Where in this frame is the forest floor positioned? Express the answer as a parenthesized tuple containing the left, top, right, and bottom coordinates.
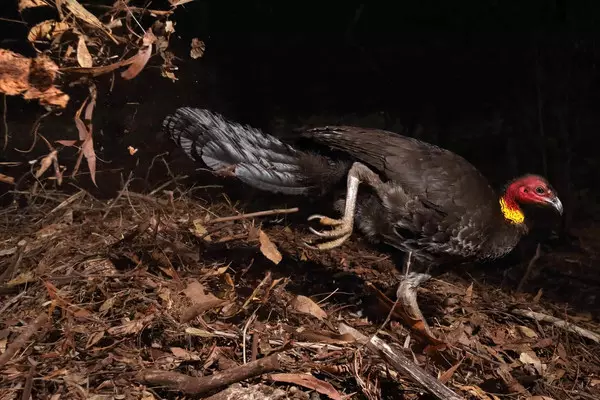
(0, 180, 599, 400)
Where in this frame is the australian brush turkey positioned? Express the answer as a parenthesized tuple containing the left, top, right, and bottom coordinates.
(164, 107, 563, 339)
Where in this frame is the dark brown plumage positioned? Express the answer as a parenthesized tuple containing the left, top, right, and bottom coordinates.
(164, 108, 563, 267)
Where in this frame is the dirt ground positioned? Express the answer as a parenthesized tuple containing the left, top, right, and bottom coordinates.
(0, 176, 599, 400)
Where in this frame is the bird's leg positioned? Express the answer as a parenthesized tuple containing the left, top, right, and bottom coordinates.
(306, 162, 384, 250)
(403, 251, 412, 278)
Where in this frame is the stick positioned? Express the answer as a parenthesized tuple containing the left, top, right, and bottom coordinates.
(512, 308, 600, 343)
(0, 312, 49, 368)
(517, 243, 541, 292)
(339, 323, 464, 400)
(136, 353, 283, 395)
(205, 208, 299, 225)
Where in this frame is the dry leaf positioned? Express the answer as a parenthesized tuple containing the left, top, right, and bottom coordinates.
(165, 20, 175, 34)
(7, 271, 35, 286)
(85, 331, 105, 348)
(192, 219, 212, 241)
(0, 173, 15, 185)
(19, 0, 49, 11)
(270, 373, 342, 400)
(259, 229, 282, 264)
(520, 351, 546, 375)
(517, 325, 538, 339)
(99, 296, 117, 312)
(190, 38, 205, 59)
(76, 36, 93, 67)
(72, 85, 97, 185)
(439, 357, 464, 383)
(35, 150, 58, 178)
(170, 0, 195, 6)
(528, 397, 556, 400)
(184, 327, 216, 338)
(464, 282, 473, 304)
(0, 49, 69, 108)
(107, 314, 154, 336)
(121, 29, 156, 80)
(27, 20, 70, 42)
(291, 295, 327, 320)
(170, 347, 199, 360)
(58, 0, 116, 43)
(128, 146, 138, 155)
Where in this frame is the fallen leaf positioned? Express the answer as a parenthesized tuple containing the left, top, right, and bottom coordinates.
(520, 351, 546, 375)
(85, 331, 105, 348)
(27, 20, 70, 43)
(291, 295, 327, 320)
(190, 38, 205, 59)
(107, 314, 154, 336)
(6, 271, 35, 286)
(184, 327, 216, 338)
(516, 325, 538, 339)
(259, 229, 282, 264)
(439, 357, 464, 383)
(170, 347, 199, 360)
(19, 0, 49, 11)
(99, 296, 117, 312)
(192, 219, 212, 241)
(271, 373, 342, 400)
(121, 29, 156, 80)
(76, 35, 93, 67)
(464, 282, 473, 303)
(0, 173, 15, 185)
(183, 280, 216, 304)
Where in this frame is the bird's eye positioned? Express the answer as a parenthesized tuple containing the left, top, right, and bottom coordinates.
(535, 186, 545, 194)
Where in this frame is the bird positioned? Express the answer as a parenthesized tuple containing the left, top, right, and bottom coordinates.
(164, 107, 563, 338)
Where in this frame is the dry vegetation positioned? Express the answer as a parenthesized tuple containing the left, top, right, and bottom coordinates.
(0, 178, 599, 399)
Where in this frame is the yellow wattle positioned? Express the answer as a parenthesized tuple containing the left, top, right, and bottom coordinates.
(499, 197, 525, 224)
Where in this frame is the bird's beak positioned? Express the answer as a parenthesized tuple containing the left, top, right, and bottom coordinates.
(545, 196, 563, 215)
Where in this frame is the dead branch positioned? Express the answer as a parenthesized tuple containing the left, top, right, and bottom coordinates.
(0, 312, 49, 368)
(205, 207, 299, 225)
(512, 308, 600, 343)
(136, 353, 284, 395)
(339, 323, 464, 400)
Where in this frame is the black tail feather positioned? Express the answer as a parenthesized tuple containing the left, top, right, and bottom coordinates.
(164, 107, 348, 195)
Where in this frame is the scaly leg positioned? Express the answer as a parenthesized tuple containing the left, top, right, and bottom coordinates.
(305, 162, 384, 250)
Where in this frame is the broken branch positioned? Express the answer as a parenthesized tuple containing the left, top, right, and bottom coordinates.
(136, 353, 283, 394)
(512, 308, 600, 343)
(205, 207, 299, 225)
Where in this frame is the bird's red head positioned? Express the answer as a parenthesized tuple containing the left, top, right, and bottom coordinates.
(500, 174, 563, 224)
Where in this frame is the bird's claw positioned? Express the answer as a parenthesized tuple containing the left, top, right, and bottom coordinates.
(305, 213, 354, 250)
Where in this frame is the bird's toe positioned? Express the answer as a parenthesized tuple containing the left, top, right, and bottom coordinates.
(307, 214, 344, 226)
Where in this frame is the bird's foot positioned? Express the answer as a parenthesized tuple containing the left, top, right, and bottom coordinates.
(304, 214, 354, 250)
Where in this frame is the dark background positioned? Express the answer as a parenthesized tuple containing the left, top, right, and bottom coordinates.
(1, 1, 599, 252)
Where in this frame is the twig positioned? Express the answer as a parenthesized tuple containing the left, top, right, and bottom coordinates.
(2, 94, 8, 151)
(0, 239, 27, 284)
(136, 353, 283, 395)
(0, 312, 49, 368)
(512, 308, 600, 343)
(48, 190, 86, 215)
(517, 243, 541, 292)
(205, 207, 299, 225)
(21, 363, 36, 400)
(103, 171, 134, 219)
(339, 323, 464, 400)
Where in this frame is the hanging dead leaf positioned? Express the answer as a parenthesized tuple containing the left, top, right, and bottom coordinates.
(170, 0, 195, 6)
(127, 146, 138, 155)
(0, 173, 15, 185)
(291, 295, 327, 320)
(19, 0, 50, 11)
(121, 29, 156, 80)
(165, 20, 175, 34)
(270, 373, 342, 400)
(76, 36, 93, 68)
(190, 38, 205, 59)
(259, 229, 282, 264)
(27, 20, 70, 43)
(55, 140, 78, 147)
(72, 85, 97, 185)
(0, 49, 69, 108)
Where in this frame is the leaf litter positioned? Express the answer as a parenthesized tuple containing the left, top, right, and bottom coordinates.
(0, 180, 599, 399)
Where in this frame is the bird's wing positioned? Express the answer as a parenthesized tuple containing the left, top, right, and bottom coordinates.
(303, 126, 499, 216)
